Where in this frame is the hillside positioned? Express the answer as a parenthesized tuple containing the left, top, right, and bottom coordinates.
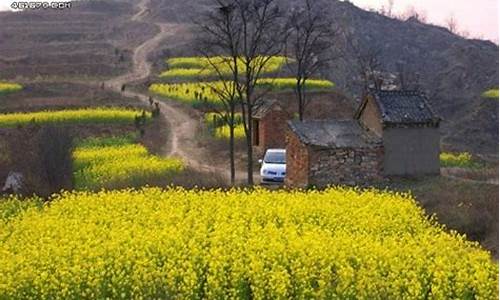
(145, 0, 499, 155)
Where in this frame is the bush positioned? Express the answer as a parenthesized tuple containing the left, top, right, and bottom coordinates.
(5, 126, 74, 197)
(38, 127, 74, 193)
(0, 187, 497, 299)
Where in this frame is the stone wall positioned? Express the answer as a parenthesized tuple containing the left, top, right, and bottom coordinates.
(284, 128, 309, 187)
(308, 145, 384, 186)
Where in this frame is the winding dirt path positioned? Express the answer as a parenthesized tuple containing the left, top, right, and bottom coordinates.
(106, 0, 249, 183)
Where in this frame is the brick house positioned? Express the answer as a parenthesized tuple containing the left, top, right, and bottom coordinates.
(285, 120, 383, 187)
(252, 99, 292, 153)
(285, 90, 440, 187)
(355, 90, 441, 176)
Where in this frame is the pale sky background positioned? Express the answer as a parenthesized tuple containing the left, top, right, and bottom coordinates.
(0, 0, 498, 42)
(349, 0, 499, 42)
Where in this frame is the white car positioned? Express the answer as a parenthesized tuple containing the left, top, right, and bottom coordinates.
(259, 149, 286, 184)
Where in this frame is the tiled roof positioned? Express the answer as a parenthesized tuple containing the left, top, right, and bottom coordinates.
(357, 90, 440, 125)
(288, 120, 381, 148)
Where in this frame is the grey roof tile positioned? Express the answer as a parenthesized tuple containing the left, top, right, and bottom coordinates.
(371, 90, 439, 125)
(288, 120, 381, 148)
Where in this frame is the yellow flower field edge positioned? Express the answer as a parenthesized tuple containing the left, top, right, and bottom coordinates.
(482, 89, 499, 99)
(0, 108, 151, 128)
(440, 152, 483, 169)
(0, 187, 497, 299)
(0, 82, 22, 96)
(161, 56, 287, 79)
(204, 112, 245, 140)
(73, 136, 184, 190)
(149, 78, 334, 107)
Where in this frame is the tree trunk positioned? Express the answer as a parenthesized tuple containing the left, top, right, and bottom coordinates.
(297, 79, 304, 121)
(245, 108, 254, 185)
(229, 110, 236, 186)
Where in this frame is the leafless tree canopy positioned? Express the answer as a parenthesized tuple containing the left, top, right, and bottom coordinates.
(285, 0, 338, 121)
(198, 0, 284, 185)
(446, 15, 458, 34)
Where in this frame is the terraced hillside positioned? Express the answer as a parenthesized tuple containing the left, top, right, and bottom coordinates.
(0, 0, 158, 79)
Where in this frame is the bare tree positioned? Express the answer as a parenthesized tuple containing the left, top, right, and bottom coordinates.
(401, 6, 427, 23)
(387, 0, 395, 17)
(342, 31, 384, 93)
(446, 14, 458, 34)
(379, 0, 395, 17)
(199, 0, 284, 185)
(197, 2, 242, 185)
(285, 0, 338, 121)
(396, 61, 421, 90)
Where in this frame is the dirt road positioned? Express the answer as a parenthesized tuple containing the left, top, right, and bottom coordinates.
(106, 0, 250, 184)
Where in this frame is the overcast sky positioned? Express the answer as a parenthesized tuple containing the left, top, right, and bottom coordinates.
(0, 0, 498, 42)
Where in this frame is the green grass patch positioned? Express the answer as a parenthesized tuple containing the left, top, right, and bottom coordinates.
(0, 108, 151, 128)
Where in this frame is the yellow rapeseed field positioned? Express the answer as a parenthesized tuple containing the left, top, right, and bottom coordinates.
(0, 187, 497, 299)
(440, 152, 481, 169)
(204, 113, 245, 140)
(161, 56, 287, 79)
(482, 89, 499, 99)
(73, 136, 184, 190)
(0, 82, 22, 95)
(149, 78, 334, 107)
(0, 108, 150, 128)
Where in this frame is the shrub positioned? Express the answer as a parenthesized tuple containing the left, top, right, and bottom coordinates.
(0, 187, 497, 299)
(4, 126, 74, 197)
(38, 127, 74, 193)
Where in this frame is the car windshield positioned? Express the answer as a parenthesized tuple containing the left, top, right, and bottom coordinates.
(264, 151, 286, 164)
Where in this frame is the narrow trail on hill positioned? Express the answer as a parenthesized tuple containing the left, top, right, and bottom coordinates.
(105, 0, 250, 184)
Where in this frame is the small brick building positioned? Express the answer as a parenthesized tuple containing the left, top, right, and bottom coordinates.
(285, 120, 383, 187)
(252, 99, 291, 153)
(285, 90, 440, 187)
